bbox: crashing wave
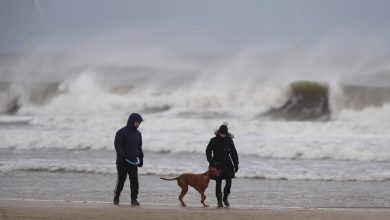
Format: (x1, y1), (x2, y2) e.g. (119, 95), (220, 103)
(259, 81), (331, 121)
(1, 75), (390, 117)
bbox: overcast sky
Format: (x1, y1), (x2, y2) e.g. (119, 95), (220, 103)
(1, 0), (390, 53)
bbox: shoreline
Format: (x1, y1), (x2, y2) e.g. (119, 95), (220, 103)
(1, 199), (390, 220)
(2, 198), (390, 210)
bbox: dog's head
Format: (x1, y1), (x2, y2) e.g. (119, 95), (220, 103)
(208, 166), (221, 177)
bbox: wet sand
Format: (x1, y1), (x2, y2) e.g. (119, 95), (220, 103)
(1, 199), (390, 220)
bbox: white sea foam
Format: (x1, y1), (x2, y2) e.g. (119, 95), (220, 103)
(1, 108), (390, 163)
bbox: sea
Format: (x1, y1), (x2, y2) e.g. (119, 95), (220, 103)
(1, 51), (390, 208)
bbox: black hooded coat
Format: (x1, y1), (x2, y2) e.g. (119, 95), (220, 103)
(206, 134), (239, 179)
(114, 113), (144, 165)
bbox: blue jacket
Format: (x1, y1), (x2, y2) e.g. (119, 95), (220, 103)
(114, 113), (144, 164)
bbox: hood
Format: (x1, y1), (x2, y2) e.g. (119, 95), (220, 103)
(214, 130), (234, 139)
(126, 113), (143, 128)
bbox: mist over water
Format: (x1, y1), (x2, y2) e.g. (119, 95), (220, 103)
(1, 32), (390, 115)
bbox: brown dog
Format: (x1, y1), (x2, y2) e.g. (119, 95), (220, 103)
(160, 167), (221, 207)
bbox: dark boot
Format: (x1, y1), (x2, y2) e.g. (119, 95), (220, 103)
(217, 194), (223, 208)
(223, 194), (230, 207)
(131, 199), (140, 206)
(113, 195), (119, 205)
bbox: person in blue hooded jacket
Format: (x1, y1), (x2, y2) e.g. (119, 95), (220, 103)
(113, 113), (144, 206)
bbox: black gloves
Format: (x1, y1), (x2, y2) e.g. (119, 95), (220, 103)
(234, 164), (239, 173)
(138, 158), (143, 167)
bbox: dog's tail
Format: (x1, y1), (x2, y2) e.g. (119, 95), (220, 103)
(160, 177), (178, 181)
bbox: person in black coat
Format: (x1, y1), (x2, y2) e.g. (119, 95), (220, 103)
(206, 123), (239, 207)
(113, 113), (144, 206)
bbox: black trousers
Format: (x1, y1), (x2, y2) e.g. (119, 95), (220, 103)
(215, 177), (232, 198)
(114, 162), (139, 200)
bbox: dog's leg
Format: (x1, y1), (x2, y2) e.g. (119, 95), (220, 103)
(201, 193), (208, 207)
(196, 189), (209, 207)
(178, 180), (188, 207)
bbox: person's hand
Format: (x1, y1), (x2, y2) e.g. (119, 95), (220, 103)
(234, 164), (239, 173)
(138, 159), (143, 167)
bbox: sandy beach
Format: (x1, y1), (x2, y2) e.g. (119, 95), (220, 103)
(1, 199), (390, 220)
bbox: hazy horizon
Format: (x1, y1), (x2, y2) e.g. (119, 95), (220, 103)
(1, 0), (390, 53)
